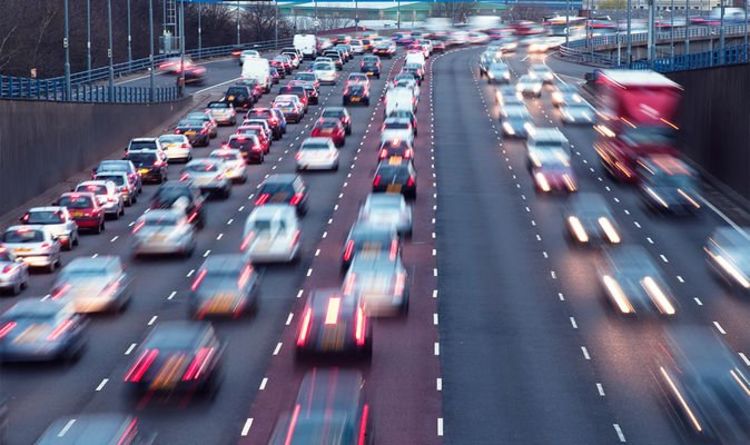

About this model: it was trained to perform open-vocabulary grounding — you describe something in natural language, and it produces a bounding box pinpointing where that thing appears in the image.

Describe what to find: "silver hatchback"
[1,226,62,272]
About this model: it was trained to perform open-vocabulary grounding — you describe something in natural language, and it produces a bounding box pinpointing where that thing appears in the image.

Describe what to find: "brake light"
[406,177,415,187]
[47,319,75,341]
[343,240,355,261]
[373,175,381,187]
[191,269,208,291]
[405,149,414,158]
[182,347,215,381]
[291,230,301,245]
[1,264,13,274]
[255,193,270,206]
[354,306,366,346]
[124,349,159,382]
[237,265,253,288]
[295,152,303,160]
[296,308,313,346]
[240,231,256,251]
[379,149,388,159]
[394,272,406,296]
[358,404,370,445]
[153,161,165,167]
[40,242,51,249]
[21,214,29,223]
[290,193,304,206]
[390,239,399,260]
[325,297,341,325]
[174,129,182,134]
[180,173,190,182]
[132,220,145,234]
[181,143,190,148]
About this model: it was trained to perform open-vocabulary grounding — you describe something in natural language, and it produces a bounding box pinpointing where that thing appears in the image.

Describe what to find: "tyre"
[94,220,103,234]
[10,281,21,296]
[47,259,57,273]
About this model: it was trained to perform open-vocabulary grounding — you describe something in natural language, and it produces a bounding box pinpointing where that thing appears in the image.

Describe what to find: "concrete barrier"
[0,97,191,215]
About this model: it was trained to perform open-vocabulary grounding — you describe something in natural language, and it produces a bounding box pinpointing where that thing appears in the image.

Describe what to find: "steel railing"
[567,24,748,49]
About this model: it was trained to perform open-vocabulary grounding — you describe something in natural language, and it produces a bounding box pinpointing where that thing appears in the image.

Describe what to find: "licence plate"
[71,211,85,217]
[351,97,360,103]
[228,95,235,101]
[321,327,345,351]
[387,184,402,193]
[185,131,197,136]
[14,325,45,344]
[208,295,234,313]
[14,247,31,253]
[138,168,149,175]
[390,156,403,163]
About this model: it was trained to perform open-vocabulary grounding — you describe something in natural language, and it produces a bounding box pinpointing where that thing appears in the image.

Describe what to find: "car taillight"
[0,322,17,339]
[406,176,415,187]
[153,161,165,167]
[182,347,215,381]
[390,239,399,260]
[182,143,190,148]
[191,268,207,291]
[343,240,355,261]
[290,193,304,206]
[295,152,303,160]
[200,128,208,135]
[47,319,75,341]
[394,272,406,296]
[40,242,51,249]
[174,129,182,134]
[354,306,366,346]
[124,349,159,382]
[373,175,382,187]
[296,308,313,346]
[291,230,301,245]
[255,193,270,206]
[1,264,13,274]
[379,149,388,159]
[240,231,256,251]
[358,404,370,445]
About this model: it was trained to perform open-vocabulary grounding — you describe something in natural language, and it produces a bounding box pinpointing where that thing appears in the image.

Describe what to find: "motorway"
[5,39,750,445]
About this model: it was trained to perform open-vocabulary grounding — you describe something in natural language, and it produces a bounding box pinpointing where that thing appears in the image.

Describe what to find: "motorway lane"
[239,53,442,444]
[1,52,397,444]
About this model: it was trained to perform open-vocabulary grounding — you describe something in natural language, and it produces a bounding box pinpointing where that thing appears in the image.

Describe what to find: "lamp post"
[179,0,186,92]
[685,0,690,57]
[565,0,570,47]
[86,0,92,79]
[127,0,133,69]
[627,0,632,67]
[107,0,115,96]
[237,0,241,46]
[719,0,725,63]
[275,0,279,49]
[149,0,155,102]
[198,5,203,58]
[63,0,71,100]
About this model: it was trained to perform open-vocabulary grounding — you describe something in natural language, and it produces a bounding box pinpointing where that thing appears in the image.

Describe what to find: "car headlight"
[487,72,494,79]
[502,121,515,135]
[567,216,589,242]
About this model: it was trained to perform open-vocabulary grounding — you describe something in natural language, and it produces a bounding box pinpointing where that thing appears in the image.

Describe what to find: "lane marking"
[596,383,605,396]
[714,321,727,335]
[147,315,157,326]
[168,291,177,300]
[285,313,294,325]
[581,346,591,360]
[95,378,109,392]
[436,378,442,391]
[259,377,268,390]
[613,424,626,442]
[125,343,137,355]
[241,418,254,436]
[273,342,282,355]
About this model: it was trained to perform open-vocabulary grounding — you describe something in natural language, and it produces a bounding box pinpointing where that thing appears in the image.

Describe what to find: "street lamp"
[198,5,203,58]
[149,0,155,102]
[237,0,241,46]
[63,0,71,100]
[627,0,632,67]
[127,0,133,69]
[107,0,115,96]
[86,0,92,79]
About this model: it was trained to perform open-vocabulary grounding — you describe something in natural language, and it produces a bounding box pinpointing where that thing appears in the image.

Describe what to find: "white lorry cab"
[294,34,318,59]
[241,57,272,93]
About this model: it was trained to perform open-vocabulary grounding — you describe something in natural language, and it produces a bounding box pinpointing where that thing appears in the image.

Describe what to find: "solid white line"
[194,77,242,95]
[613,424,626,442]
[259,377,268,390]
[273,342,282,355]
[95,378,109,392]
[285,312,294,325]
[714,321,727,335]
[125,343,137,355]
[241,418,254,436]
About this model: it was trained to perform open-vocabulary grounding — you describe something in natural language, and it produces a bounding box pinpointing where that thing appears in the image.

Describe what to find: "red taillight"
[358,404,370,445]
[394,272,406,296]
[290,193,304,206]
[255,193,270,206]
[124,349,159,382]
[191,269,207,291]
[40,242,51,249]
[354,306,366,346]
[291,230,301,245]
[373,175,381,187]
[296,308,313,347]
[47,319,75,341]
[181,143,190,148]
[406,176,415,187]
[174,129,182,134]
[237,265,253,288]
[405,149,414,159]
[51,283,72,299]
[132,220,145,234]
[1,264,13,274]
[343,240,355,261]
[21,214,29,223]
[153,161,165,167]
[200,128,208,135]
[240,231,256,251]
[295,152,303,160]
[0,322,17,339]
[379,149,387,159]
[390,239,399,260]
[182,347,215,381]
[180,173,190,182]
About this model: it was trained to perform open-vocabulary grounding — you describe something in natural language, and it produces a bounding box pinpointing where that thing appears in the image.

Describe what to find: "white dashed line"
[570,317,578,329]
[124,343,137,355]
[110,236,118,242]
[596,383,605,396]
[613,424,626,442]
[147,315,157,326]
[285,312,294,325]
[740,352,750,367]
[273,342,282,355]
[217,233,224,240]
[241,418,254,436]
[434,342,440,356]
[95,378,109,392]
[437,418,444,437]
[713,321,727,335]
[259,377,268,390]
[296,289,304,299]
[186,269,195,278]
[581,346,591,360]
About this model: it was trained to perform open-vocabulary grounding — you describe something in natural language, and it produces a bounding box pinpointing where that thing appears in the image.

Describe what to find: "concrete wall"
[0,98,191,215]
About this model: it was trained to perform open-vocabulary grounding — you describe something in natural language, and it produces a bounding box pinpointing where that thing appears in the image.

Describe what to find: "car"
[496,84,524,107]
[361,38,374,52]
[487,62,511,84]
[131,209,196,257]
[205,101,237,126]
[333,34,352,45]
[126,151,168,184]
[500,104,533,138]
[273,95,305,123]
[341,222,400,270]
[380,117,415,146]
[180,64,207,85]
[125,137,166,159]
[293,71,320,90]
[387,109,418,135]
[360,55,381,78]
[320,107,351,134]
[529,63,555,83]
[560,102,595,124]
[432,40,446,52]
[343,251,409,316]
[35,414,156,445]
[224,134,264,164]
[401,63,424,83]
[157,134,193,164]
[235,78,265,101]
[530,153,577,193]
[392,31,413,46]
[516,75,543,98]
[247,107,284,139]
[19,207,79,250]
[378,138,414,163]
[564,193,622,245]
[222,85,255,110]
[0,248,29,295]
[296,137,339,171]
[271,55,293,74]
[343,83,370,106]
[255,174,309,216]
[311,118,346,147]
[281,50,301,68]
[313,61,337,85]
[526,127,570,166]
[323,50,344,70]
[93,160,142,195]
[238,49,260,65]
[180,159,232,199]
[705,226,750,291]
[268,370,373,444]
[598,245,676,316]
[295,289,372,359]
[241,204,301,263]
[270,66,282,83]
[185,111,219,138]
[373,41,396,58]
[123,321,223,396]
[373,159,417,200]
[297,81,320,105]
[334,45,351,62]
[236,126,270,154]
[391,76,421,98]
[189,254,259,319]
[242,118,274,142]
[149,182,206,229]
[636,155,701,214]
[551,83,582,107]
[93,171,137,208]
[73,180,124,219]
[349,39,365,54]
[346,72,370,87]
[51,256,132,313]
[278,85,310,110]
[54,192,106,234]
[209,149,247,183]
[174,118,211,147]
[384,87,417,115]
[498,37,518,53]
[358,193,413,238]
[479,51,499,76]
[657,327,750,442]
[0,299,86,362]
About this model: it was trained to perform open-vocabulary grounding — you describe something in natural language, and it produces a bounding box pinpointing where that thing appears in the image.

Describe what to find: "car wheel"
[47,260,57,273]
[345,126,351,135]
[223,187,231,200]
[72,233,79,247]
[10,281,22,296]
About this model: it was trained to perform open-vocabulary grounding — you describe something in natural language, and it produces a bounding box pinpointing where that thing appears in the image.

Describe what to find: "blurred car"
[551,83,583,107]
[392,76,421,99]
[278,85,310,110]
[19,207,79,250]
[381,117,415,146]
[297,81,320,105]
[564,193,622,245]
[501,104,532,138]
[158,56,194,74]
[516,75,543,98]
[343,251,408,316]
[637,155,701,214]
[222,86,254,111]
[321,107,352,134]
[0,299,86,362]
[94,172,136,207]
[242,118,274,142]
[236,126,270,154]
[268,370,372,445]
[486,62,511,84]
[158,134,193,163]
[269,66,282,83]
[185,111,218,138]
[293,71,320,90]
[205,101,237,126]
[657,327,750,442]
[149,182,206,229]
[432,40,446,52]
[125,138,168,162]
[225,134,264,164]
[313,61,337,85]
[271,55,293,74]
[531,153,577,193]
[323,50,344,70]
[247,107,284,139]
[123,321,223,396]
[361,55,381,78]
[189,254,259,319]
[496,84,524,106]
[273,96,305,123]
[209,149,247,184]
[93,160,142,196]
[529,63,554,83]
[387,109,418,135]
[241,204,301,263]
[126,151,168,184]
[341,222,400,270]
[180,159,232,199]
[346,72,370,87]
[402,63,425,83]
[296,137,339,171]
[235,78,265,101]
[479,51,499,76]
[598,245,676,316]
[35,414,156,445]
[499,37,518,53]
[377,139,414,163]
[1,226,60,272]
[358,193,413,238]
[131,209,196,257]
[372,159,417,200]
[295,289,372,359]
[73,180,124,219]
[51,256,132,313]
[373,41,396,58]
[560,102,595,125]
[343,83,370,106]
[181,65,206,85]
[281,50,302,68]
[174,119,211,147]
[238,49,260,65]
[311,118,346,147]
[0,248,28,295]
[54,192,106,234]
[705,227,750,291]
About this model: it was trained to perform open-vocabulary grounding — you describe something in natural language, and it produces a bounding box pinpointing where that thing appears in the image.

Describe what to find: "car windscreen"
[177,120,203,128]
[154,187,190,204]
[207,102,229,109]
[248,110,272,119]
[76,184,107,195]
[143,216,179,227]
[260,183,294,195]
[59,195,94,209]
[313,63,333,71]
[129,140,156,150]
[211,152,241,161]
[384,122,409,129]
[301,143,330,150]
[3,229,44,243]
[98,161,128,172]
[322,110,344,119]
[26,211,64,224]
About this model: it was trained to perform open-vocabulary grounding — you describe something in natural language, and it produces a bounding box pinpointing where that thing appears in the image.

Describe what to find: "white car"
[158,134,193,163]
[131,210,196,257]
[126,137,167,162]
[358,193,413,238]
[242,118,273,141]
[296,137,339,171]
[239,49,260,65]
[74,180,124,219]
[242,204,301,263]
[529,64,555,83]
[205,101,237,126]
[1,226,62,272]
[209,149,247,183]
[52,256,132,314]
[19,207,79,250]
[560,102,595,124]
[94,172,136,206]
[516,75,543,98]
[380,117,415,146]
[313,61,337,85]
[391,77,420,97]
[180,159,232,199]
[384,87,417,115]
[349,39,365,54]
[0,249,29,295]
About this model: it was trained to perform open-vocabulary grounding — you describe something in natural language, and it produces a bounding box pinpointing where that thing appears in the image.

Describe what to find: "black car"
[36,414,156,445]
[226,134,264,164]
[299,83,319,105]
[343,83,370,106]
[235,78,264,102]
[373,159,417,200]
[320,107,351,135]
[149,182,205,228]
[341,222,400,271]
[222,85,254,110]
[174,119,210,147]
[378,139,414,162]
[278,85,310,110]
[127,151,167,184]
[189,254,260,319]
[360,56,381,78]
[255,174,309,216]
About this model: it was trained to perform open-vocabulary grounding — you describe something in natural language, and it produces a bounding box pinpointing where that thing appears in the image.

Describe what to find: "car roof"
[202,253,247,271]
[303,137,334,145]
[64,255,120,271]
[144,321,212,349]
[295,369,365,413]
[36,414,138,445]
[264,173,298,184]
[249,203,297,219]
[28,206,66,212]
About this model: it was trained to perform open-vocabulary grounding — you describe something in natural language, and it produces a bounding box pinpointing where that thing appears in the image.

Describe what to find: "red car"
[311,118,346,147]
[236,126,270,153]
[54,192,106,233]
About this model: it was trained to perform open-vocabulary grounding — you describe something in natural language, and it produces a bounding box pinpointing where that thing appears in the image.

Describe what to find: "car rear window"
[385,122,409,129]
[302,143,329,150]
[129,140,156,150]
[226,87,248,96]
[211,151,241,161]
[59,195,94,209]
[98,161,128,172]
[377,165,410,181]
[260,183,294,195]
[3,229,45,243]
[186,162,219,173]
[77,184,107,195]
[207,102,229,109]
[26,211,64,224]
[248,110,272,119]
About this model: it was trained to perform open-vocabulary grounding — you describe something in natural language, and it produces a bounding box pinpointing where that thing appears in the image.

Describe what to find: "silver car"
[180,159,232,199]
[529,64,555,83]
[296,137,339,171]
[516,75,543,98]
[209,149,247,183]
[0,249,29,295]
[74,180,124,219]
[358,193,413,238]
[94,172,136,207]
[51,256,132,314]
[158,134,193,163]
[560,102,595,124]
[343,251,409,316]
[1,226,61,272]
[19,207,79,250]
[132,210,196,257]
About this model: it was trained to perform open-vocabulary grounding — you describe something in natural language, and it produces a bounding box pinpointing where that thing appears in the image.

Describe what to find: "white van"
[242,204,301,263]
[241,58,272,93]
[294,34,318,59]
[405,51,426,68]
[384,87,416,116]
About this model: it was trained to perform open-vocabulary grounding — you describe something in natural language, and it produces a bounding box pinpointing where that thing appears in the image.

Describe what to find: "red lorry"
[592,69,683,182]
